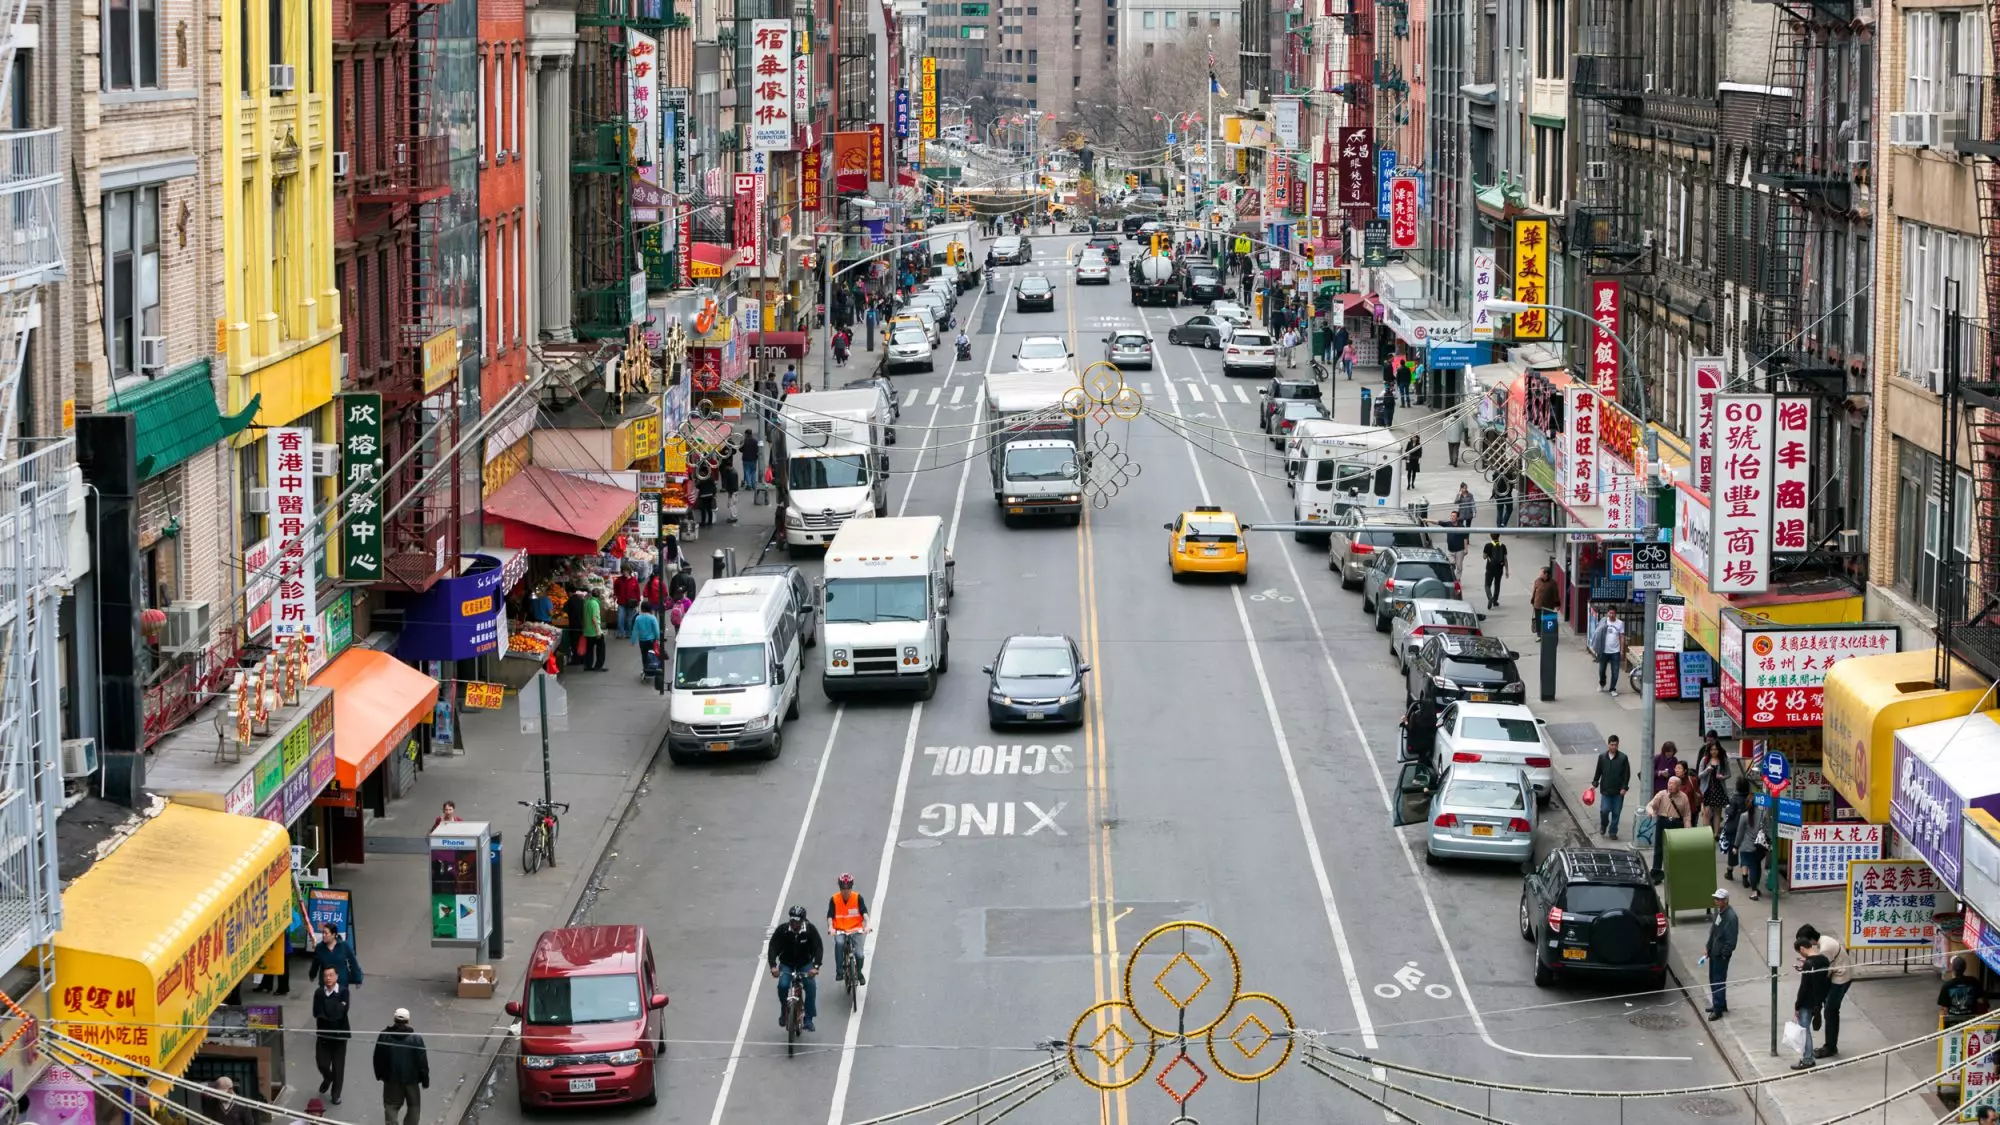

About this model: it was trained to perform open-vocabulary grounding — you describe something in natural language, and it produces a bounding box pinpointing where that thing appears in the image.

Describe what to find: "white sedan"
[1208,300,1253,327]
[886,328,935,372]
[1077,254,1112,284]
[1014,336,1074,373]
[1435,701,1555,805]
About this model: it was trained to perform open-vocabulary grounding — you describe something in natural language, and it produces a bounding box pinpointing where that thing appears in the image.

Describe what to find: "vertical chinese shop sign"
[1589,279,1621,395]
[1511,218,1549,339]
[1709,394,1775,593]
[340,394,383,583]
[268,428,318,637]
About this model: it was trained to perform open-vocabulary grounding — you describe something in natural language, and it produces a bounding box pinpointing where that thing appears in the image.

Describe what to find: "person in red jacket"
[612,570,642,639]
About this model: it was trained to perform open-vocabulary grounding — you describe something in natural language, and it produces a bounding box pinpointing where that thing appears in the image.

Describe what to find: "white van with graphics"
[664,575,804,764]
[820,516,954,700]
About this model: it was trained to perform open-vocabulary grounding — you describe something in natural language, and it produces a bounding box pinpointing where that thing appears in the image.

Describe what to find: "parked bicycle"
[518,799,569,874]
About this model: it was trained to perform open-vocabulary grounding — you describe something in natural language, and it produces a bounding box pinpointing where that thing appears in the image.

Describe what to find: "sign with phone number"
[462,682,507,710]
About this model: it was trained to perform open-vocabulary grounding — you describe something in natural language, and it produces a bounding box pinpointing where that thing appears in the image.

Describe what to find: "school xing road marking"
[1372,961,1452,1000]
[915,801,1068,837]
[924,743,1078,775]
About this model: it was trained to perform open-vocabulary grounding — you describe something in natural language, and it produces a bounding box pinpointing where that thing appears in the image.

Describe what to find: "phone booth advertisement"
[430,822,494,948]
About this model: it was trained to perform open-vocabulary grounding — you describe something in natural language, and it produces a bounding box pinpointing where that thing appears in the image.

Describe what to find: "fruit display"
[505,621,562,660]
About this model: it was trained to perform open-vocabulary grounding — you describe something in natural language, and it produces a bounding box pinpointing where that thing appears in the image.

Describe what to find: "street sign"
[1633,541,1671,590]
[1762,750,1791,795]
[1608,548,1634,578]
[1777,796,1804,840]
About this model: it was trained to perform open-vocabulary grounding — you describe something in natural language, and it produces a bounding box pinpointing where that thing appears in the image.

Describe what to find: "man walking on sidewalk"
[1591,736,1632,839]
[1481,535,1509,609]
[1444,411,1467,468]
[1593,606,1627,696]
[374,1008,430,1125]
[313,966,353,1103]
[1445,519,1469,582]
[1702,888,1739,1020]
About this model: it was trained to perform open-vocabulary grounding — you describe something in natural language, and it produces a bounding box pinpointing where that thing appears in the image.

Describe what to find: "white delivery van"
[664,575,805,764]
[983,371,1086,524]
[777,389,893,551]
[820,516,954,700]
[1286,420,1404,542]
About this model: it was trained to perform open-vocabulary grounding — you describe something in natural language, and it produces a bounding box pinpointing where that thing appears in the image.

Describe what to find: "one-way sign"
[1633,543,1672,591]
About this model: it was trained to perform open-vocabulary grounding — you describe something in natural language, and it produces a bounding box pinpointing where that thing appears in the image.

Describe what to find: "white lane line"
[1234,385,1250,404]
[902,388,919,407]
[926,387,941,406]
[951,385,965,406]
[1187,382,1204,403]
[1139,382,1153,395]
[1164,381,1180,404]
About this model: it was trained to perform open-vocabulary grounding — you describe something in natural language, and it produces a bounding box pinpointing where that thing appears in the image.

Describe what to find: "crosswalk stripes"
[1233,385,1251,404]
[950,385,965,405]
[1187,383,1204,403]
[902,388,920,407]
[926,387,941,406]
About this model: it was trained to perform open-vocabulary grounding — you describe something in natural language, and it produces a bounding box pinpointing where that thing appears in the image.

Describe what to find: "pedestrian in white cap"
[1701,887,1739,1020]
[373,1008,430,1125]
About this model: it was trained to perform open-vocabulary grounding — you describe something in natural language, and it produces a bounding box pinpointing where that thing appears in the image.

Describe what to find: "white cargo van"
[819,516,954,700]
[664,575,805,763]
[778,389,893,550]
[1286,420,1404,542]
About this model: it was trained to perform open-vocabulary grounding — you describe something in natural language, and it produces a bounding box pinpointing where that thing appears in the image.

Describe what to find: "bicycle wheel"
[786,995,801,1056]
[522,826,544,874]
[846,951,859,1008]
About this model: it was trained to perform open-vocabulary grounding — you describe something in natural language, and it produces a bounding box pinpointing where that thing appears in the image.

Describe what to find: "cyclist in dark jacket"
[767,906,824,1031]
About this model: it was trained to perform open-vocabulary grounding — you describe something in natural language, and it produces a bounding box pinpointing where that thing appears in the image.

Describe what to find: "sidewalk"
[1496,566,1946,1125]
[266,516,778,1125]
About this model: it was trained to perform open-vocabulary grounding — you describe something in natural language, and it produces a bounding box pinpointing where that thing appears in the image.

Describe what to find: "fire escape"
[1569,0,1647,278]
[352,0,457,591]
[0,0,67,975]
[575,0,673,339]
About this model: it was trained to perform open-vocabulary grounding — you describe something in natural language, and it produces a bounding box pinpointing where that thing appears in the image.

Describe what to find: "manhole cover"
[898,838,944,849]
[1678,1097,1740,1117]
[1628,1012,1685,1030]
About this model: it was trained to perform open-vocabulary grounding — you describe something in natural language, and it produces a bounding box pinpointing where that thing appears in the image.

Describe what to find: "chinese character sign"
[1790,824,1886,890]
[1470,249,1496,340]
[1312,158,1331,220]
[1708,394,1774,593]
[895,89,911,138]
[664,88,691,194]
[1563,387,1598,507]
[1689,355,1726,494]
[801,144,822,212]
[1845,859,1942,948]
[747,20,794,150]
[793,51,809,121]
[1273,97,1301,149]
[1511,219,1549,339]
[267,427,318,638]
[677,203,692,288]
[1337,127,1371,207]
[1589,279,1621,396]
[339,395,383,584]
[1376,149,1396,217]
[1601,456,1637,531]
[868,124,885,181]
[1731,624,1899,729]
[1268,156,1290,215]
[733,172,763,268]
[1389,176,1418,250]
[920,57,938,139]
[626,32,661,221]
[1772,396,1813,553]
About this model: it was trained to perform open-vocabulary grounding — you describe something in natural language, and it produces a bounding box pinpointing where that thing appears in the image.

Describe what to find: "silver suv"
[1329,506,1431,587]
[1361,546,1462,633]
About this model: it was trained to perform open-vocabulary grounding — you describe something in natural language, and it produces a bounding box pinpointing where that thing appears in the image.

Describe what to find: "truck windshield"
[789,454,870,490]
[1005,446,1076,482]
[824,576,929,623]
[674,643,768,689]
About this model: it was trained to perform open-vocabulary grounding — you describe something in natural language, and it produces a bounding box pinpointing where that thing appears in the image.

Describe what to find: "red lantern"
[139,607,168,641]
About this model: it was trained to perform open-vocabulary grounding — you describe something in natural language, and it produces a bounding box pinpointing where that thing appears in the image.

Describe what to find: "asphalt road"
[472,237,1746,1125]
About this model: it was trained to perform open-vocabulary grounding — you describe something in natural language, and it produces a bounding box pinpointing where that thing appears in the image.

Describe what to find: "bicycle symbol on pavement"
[1373,961,1452,1000]
[1248,589,1295,604]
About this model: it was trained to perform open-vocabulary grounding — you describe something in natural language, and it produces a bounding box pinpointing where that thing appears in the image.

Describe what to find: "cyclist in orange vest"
[827,873,870,986]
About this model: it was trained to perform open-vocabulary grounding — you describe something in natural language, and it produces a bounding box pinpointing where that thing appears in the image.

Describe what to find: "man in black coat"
[1703,888,1739,1020]
[311,966,353,1104]
[373,1009,430,1125]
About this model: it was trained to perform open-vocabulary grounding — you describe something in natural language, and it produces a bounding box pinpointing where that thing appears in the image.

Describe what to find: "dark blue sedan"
[984,635,1090,728]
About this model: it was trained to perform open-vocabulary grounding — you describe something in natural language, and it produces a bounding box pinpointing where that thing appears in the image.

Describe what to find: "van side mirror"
[772,664,787,685]
[1392,761,1437,827]
[981,664,993,674]
[505,1001,523,1018]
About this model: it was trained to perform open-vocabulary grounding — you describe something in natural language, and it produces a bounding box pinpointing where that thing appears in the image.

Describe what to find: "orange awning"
[311,649,440,789]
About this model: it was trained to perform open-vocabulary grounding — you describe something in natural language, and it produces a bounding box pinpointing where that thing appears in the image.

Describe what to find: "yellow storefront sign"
[483,436,532,499]
[421,329,459,394]
[1821,649,1991,825]
[52,805,292,1076]
[629,413,663,463]
[1669,556,1863,657]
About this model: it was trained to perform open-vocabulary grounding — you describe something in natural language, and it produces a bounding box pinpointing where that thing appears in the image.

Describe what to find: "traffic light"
[1150,232,1164,255]
[1126,174,1138,189]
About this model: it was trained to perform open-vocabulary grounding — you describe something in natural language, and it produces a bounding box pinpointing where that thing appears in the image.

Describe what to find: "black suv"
[1121,215,1149,235]
[1519,848,1669,988]
[1185,268,1227,302]
[1406,634,1525,709]
[1085,235,1122,265]
[1259,377,1323,431]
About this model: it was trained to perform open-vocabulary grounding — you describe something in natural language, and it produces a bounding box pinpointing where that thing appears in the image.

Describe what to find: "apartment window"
[479,51,490,161]
[269,0,284,69]
[1142,11,1154,25]
[1210,10,1221,23]
[332,65,344,156]
[1164,10,1177,25]
[1028,48,1037,61]
[1534,0,1564,79]
[1895,440,1971,620]
[239,441,265,548]
[1907,9,1983,118]
[104,186,161,380]
[272,182,292,337]
[103,0,160,90]
[142,535,177,610]
[1899,219,1980,390]
[1186,11,1197,26]
[238,0,250,94]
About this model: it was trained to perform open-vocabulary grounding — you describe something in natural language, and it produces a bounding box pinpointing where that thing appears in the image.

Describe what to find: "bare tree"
[1071,34,1236,158]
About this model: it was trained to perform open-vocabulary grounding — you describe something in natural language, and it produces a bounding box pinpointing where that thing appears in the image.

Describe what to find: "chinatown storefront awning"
[690,242,737,280]
[52,805,292,1079]
[484,465,640,555]
[745,331,811,360]
[1821,649,1991,826]
[312,649,440,793]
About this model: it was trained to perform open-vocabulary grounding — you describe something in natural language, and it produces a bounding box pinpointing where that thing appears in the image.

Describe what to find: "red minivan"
[507,925,669,1110]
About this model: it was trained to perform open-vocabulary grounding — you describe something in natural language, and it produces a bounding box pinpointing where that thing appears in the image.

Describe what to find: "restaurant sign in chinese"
[1689,355,1726,495]
[1788,823,1885,889]
[920,57,938,139]
[1708,394,1774,592]
[1337,127,1371,208]
[267,427,317,638]
[747,21,794,150]
[1772,396,1813,553]
[339,393,383,583]
[1510,218,1549,339]
[1845,859,1942,948]
[1388,176,1418,250]
[1469,249,1496,340]
[1589,280,1621,395]
[1720,611,1900,730]
[1561,387,1598,508]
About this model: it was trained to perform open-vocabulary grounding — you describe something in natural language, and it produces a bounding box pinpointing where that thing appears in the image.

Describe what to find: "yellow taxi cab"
[1165,506,1249,582]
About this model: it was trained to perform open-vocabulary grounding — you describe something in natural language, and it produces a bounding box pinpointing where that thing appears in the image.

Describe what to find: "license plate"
[1562,948,1588,961]
[1205,548,1219,556]
[568,1079,598,1093]
[1471,824,1494,837]
[1009,507,1025,514]
[708,741,732,752]
[1467,692,1489,702]
[1025,710,1045,721]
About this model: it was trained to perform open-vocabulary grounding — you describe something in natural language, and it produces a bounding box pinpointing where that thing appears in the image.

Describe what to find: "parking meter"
[1359,386,1372,425]
[1539,610,1560,701]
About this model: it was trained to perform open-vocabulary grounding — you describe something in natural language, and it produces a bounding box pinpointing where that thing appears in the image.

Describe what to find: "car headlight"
[668,721,695,736]
[1063,494,1081,503]
[991,690,1012,704]
[902,647,920,667]
[1056,693,1079,705]
[605,1049,644,1066]
[1005,495,1023,504]
[522,1055,559,1070]
[853,503,875,518]
[742,714,775,733]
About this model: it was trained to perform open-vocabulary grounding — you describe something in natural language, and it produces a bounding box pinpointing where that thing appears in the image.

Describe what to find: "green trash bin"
[1662,823,1718,914]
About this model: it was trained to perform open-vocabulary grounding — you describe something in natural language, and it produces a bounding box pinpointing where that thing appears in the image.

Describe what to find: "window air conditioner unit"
[137,335,166,374]
[1847,138,1870,164]
[333,150,350,179]
[1837,528,1862,554]
[245,487,272,514]
[269,63,296,92]
[1890,111,1938,147]
[60,738,98,779]
[310,443,340,477]
[162,600,212,651]
[1585,160,1608,180]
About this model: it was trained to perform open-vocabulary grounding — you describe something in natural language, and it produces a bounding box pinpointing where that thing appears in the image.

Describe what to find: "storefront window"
[1896,439,1970,619]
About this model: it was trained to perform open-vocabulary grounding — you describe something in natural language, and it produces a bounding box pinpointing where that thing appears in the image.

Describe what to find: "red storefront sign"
[733,172,762,268]
[1389,176,1418,249]
[1589,279,1621,396]
[1268,156,1290,215]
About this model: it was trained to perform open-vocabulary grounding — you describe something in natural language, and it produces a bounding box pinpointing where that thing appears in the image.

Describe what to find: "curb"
[444,526,778,1125]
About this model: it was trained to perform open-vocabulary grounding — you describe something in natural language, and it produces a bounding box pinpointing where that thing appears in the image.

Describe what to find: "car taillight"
[1384,579,1398,591]
[1351,543,1374,554]
[1548,907,1565,930]
[1507,818,1532,833]
[1526,756,1551,768]
[1656,913,1670,938]
[1452,751,1480,763]
[1227,347,1241,356]
[1433,813,1459,828]
[1453,580,1463,595]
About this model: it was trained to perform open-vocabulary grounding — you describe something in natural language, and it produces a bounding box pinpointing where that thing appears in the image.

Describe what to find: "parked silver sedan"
[1414,761,1537,870]
[1389,598,1482,673]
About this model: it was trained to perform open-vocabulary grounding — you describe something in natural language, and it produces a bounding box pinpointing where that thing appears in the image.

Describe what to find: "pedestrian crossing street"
[896,381,1256,407]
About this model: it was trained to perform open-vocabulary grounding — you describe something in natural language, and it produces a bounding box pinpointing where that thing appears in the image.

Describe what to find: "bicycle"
[781,966,815,1055]
[518,799,569,874]
[836,932,864,1009]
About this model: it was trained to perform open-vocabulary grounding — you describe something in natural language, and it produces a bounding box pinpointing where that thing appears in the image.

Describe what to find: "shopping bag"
[1781,1019,1807,1054]
[1581,786,1597,807]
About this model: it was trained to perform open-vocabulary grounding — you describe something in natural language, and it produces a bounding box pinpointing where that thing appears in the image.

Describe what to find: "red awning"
[1341,292,1374,313]
[484,465,640,556]
[691,242,737,277]
[745,331,811,360]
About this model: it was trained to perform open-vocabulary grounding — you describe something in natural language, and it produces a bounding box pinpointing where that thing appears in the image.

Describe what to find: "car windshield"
[998,644,1074,677]
[1364,530,1431,547]
[824,576,929,623]
[788,453,870,490]
[674,643,768,689]
[1113,334,1148,348]
[1005,446,1077,481]
[1442,659,1515,685]
[1275,383,1319,399]
[1394,561,1456,584]
[1184,519,1238,543]
[1564,885,1658,915]
[524,973,643,1026]
[1444,779,1527,811]
[893,330,927,346]
[1020,278,1052,293]
[1457,714,1538,741]
[1019,338,1068,360]
[1283,403,1324,420]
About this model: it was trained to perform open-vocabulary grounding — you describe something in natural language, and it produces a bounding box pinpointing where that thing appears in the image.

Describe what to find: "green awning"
[110,359,261,480]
